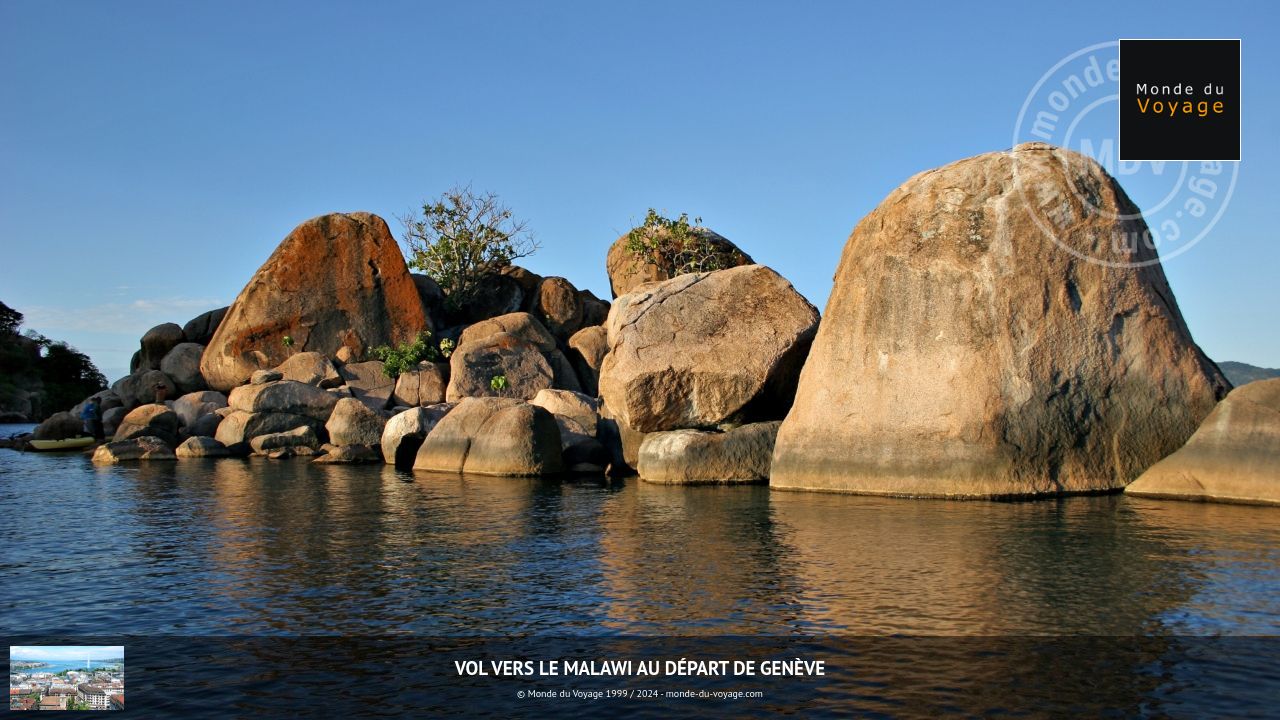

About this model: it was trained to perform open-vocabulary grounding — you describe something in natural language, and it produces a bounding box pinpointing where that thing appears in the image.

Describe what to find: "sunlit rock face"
[771,143,1229,498]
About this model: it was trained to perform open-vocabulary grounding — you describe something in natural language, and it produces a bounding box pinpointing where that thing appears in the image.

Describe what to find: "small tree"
[625,209,738,277]
[370,331,440,379]
[399,186,538,312]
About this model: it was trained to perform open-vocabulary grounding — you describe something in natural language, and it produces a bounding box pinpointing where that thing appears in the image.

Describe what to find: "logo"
[1011,41,1238,268]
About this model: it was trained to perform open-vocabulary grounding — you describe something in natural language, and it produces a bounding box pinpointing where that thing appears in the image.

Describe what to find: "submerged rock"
[413,397,562,476]
[770,143,1230,498]
[313,443,382,464]
[638,421,779,484]
[176,436,232,458]
[200,212,428,391]
[92,436,176,463]
[1126,379,1280,505]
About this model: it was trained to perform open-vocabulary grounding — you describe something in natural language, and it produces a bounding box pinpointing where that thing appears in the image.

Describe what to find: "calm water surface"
[2,424,1278,717]
[2,427,1276,637]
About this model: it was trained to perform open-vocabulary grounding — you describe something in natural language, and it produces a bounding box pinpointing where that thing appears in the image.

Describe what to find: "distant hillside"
[1218,361,1280,388]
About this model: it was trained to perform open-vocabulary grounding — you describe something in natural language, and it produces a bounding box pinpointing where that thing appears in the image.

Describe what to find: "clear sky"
[2,0,1276,382]
[10,645,124,662]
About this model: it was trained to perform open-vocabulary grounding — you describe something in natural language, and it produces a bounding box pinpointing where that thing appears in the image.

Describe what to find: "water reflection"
[0,451,1277,637]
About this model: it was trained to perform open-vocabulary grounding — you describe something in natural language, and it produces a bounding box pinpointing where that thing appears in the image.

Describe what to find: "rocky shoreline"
[9,143,1278,506]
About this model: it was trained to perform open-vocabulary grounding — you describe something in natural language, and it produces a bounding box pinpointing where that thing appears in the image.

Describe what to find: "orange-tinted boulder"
[200,213,429,391]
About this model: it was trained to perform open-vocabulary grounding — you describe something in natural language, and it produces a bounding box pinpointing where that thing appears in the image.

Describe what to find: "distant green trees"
[0,300,106,420]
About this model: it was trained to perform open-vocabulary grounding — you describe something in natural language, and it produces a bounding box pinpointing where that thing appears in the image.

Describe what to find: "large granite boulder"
[457,312,557,352]
[112,369,177,409]
[1127,379,1280,505]
[32,411,84,440]
[578,289,610,328]
[173,391,228,428]
[605,225,752,298]
[187,413,222,439]
[250,425,321,454]
[228,380,338,422]
[531,276,584,340]
[139,323,185,371]
[381,404,453,469]
[452,272,525,324]
[313,443,382,464]
[113,404,180,446]
[200,212,429,391]
[771,143,1231,499]
[338,360,395,411]
[102,407,127,437]
[411,273,446,327]
[529,389,598,437]
[92,436,176,463]
[600,264,819,432]
[446,332,554,402]
[214,410,322,447]
[413,397,562,476]
[567,325,608,397]
[637,421,780,484]
[176,436,231,458]
[274,352,342,388]
[326,397,387,447]
[500,265,543,306]
[160,342,206,394]
[181,306,228,346]
[392,362,449,407]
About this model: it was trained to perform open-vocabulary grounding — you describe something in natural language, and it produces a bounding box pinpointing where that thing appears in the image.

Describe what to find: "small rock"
[114,404,181,447]
[326,396,387,447]
[250,425,320,454]
[176,436,231,458]
[637,421,780,484]
[381,404,453,469]
[274,352,343,388]
[92,436,176,463]
[251,370,284,385]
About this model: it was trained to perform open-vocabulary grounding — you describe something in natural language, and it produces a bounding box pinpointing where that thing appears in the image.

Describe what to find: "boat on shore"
[26,436,96,452]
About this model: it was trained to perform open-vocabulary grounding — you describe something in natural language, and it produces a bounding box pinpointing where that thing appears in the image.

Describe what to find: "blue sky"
[2,0,1276,382]
[10,645,123,662]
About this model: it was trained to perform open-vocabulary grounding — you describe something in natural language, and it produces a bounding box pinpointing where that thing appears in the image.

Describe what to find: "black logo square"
[1119,39,1240,161]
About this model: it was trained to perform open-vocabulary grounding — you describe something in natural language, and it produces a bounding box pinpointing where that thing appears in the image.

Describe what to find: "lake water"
[2,423,1278,717]
[9,658,121,675]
